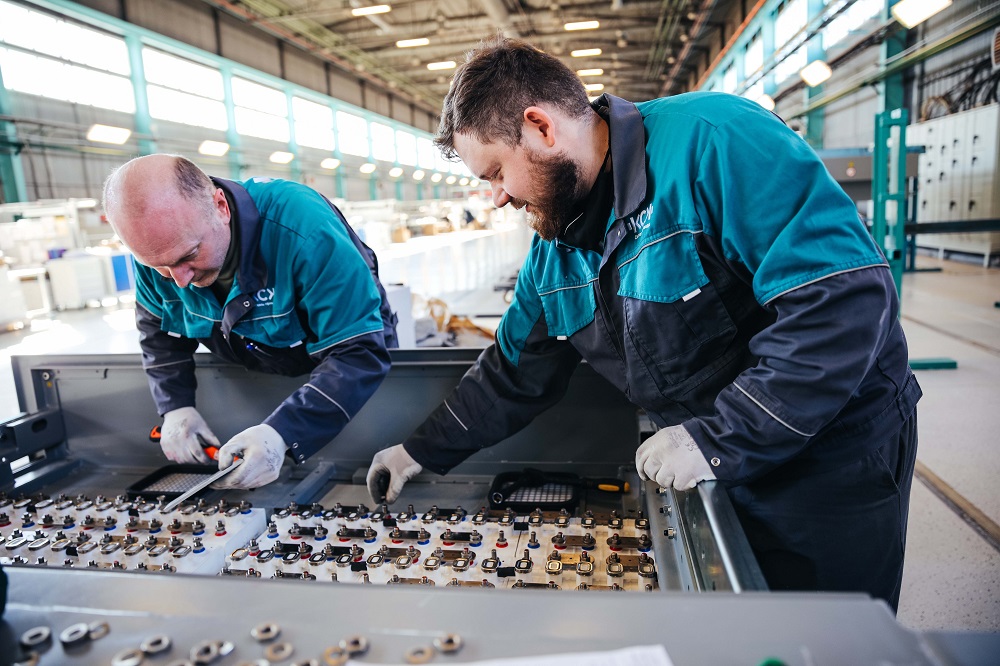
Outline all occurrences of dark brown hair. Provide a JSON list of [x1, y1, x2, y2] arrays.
[[435, 35, 592, 159]]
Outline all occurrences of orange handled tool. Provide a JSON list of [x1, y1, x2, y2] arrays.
[[149, 425, 220, 460]]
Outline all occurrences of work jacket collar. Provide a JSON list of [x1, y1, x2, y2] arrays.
[[594, 93, 648, 224], [211, 177, 269, 340]]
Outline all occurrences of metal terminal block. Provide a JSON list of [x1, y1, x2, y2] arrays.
[[545, 559, 563, 575], [221, 567, 261, 577], [514, 549, 533, 573], [394, 555, 413, 569], [422, 556, 442, 571]]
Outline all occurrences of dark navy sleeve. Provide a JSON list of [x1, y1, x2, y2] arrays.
[[135, 302, 200, 415], [404, 311, 582, 475], [263, 330, 390, 462], [685, 266, 900, 483]]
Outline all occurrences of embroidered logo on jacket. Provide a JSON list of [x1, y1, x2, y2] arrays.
[[254, 288, 275, 307], [625, 203, 654, 239]]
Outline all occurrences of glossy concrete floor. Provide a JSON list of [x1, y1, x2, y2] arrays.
[[1, 234, 998, 633]]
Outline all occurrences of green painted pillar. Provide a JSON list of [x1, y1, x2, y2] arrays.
[[125, 34, 156, 155], [0, 63, 28, 203], [882, 0, 907, 113], [805, 0, 826, 149], [219, 65, 243, 180]]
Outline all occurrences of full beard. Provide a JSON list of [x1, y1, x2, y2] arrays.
[[520, 148, 585, 242]]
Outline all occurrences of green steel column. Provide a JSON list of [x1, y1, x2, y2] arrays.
[[0, 63, 27, 202], [416, 182, 423, 201], [219, 65, 243, 180], [804, 0, 826, 149], [125, 33, 156, 155], [394, 167, 403, 201], [882, 0, 907, 112], [873, 109, 908, 295], [285, 91, 301, 181]]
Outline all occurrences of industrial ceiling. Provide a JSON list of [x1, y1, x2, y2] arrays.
[[198, 0, 738, 115]]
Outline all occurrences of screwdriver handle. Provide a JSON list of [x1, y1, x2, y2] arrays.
[[583, 478, 630, 493], [149, 425, 221, 461]]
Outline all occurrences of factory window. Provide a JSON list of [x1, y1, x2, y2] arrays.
[[0, 47, 134, 113], [336, 111, 369, 157], [722, 64, 737, 94], [743, 80, 765, 102], [396, 131, 417, 166], [435, 151, 451, 174], [232, 77, 289, 143], [370, 122, 396, 162], [143, 48, 227, 130], [0, 1, 133, 113], [416, 137, 437, 169], [823, 0, 882, 49], [774, 0, 807, 50], [0, 1, 129, 75], [744, 32, 763, 80], [292, 96, 335, 151], [774, 43, 807, 83]]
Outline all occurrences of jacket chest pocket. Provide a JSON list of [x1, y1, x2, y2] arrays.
[[160, 302, 217, 339], [618, 231, 737, 388]]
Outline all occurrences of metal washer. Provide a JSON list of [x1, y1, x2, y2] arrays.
[[19, 626, 51, 649], [111, 647, 145, 666], [322, 645, 349, 666], [404, 646, 435, 664], [338, 635, 369, 655], [58, 623, 90, 648], [434, 633, 463, 654], [140, 634, 172, 654], [263, 641, 294, 662], [250, 622, 281, 642]]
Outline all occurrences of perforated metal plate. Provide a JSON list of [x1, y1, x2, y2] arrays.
[[141, 472, 216, 494], [505, 483, 575, 504]]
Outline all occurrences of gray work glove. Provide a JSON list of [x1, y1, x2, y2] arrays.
[[160, 406, 217, 464], [213, 424, 287, 489], [635, 424, 716, 490], [366, 444, 423, 504]]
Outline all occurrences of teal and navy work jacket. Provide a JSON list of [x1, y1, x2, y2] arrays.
[[404, 92, 921, 485], [135, 177, 397, 462]]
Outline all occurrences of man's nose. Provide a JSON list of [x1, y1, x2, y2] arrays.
[[168, 266, 193, 288], [492, 186, 511, 208]]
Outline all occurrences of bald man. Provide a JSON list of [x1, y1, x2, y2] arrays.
[[103, 154, 397, 488]]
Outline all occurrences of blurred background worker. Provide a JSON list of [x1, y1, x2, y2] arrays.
[[368, 36, 920, 611], [104, 154, 397, 488]]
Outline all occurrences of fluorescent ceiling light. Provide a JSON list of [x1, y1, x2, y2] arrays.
[[445, 175, 457, 185], [799, 60, 832, 87], [86, 124, 131, 145], [360, 163, 377, 174], [470, 179, 479, 187], [389, 167, 404, 178], [396, 38, 430, 48], [585, 83, 605, 92], [427, 61, 456, 71], [352, 5, 390, 16], [755, 94, 776, 111], [430, 173, 443, 183], [891, 0, 952, 28], [459, 177, 469, 186], [565, 21, 600, 31], [571, 48, 602, 58], [198, 140, 230, 156], [269, 151, 294, 164], [320, 158, 341, 170], [577, 68, 604, 77], [412, 170, 425, 181], [75, 198, 98, 208]]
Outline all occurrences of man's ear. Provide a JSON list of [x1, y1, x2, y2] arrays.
[[523, 106, 557, 148], [214, 188, 231, 223]]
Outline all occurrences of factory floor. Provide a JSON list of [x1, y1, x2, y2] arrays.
[[0, 229, 998, 634]]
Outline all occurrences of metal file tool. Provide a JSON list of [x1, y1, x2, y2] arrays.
[[161, 459, 244, 512]]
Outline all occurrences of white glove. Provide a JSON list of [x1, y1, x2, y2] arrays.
[[366, 444, 422, 504], [160, 407, 218, 464], [635, 425, 716, 491], [213, 424, 287, 489]]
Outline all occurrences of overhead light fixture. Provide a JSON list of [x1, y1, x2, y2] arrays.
[[351, 4, 390, 16], [445, 175, 457, 184], [427, 61, 456, 71], [86, 124, 131, 145], [571, 48, 602, 58], [470, 179, 479, 187], [577, 68, 604, 77], [389, 167, 404, 178], [891, 0, 952, 28], [459, 177, 469, 186], [430, 173, 443, 183], [320, 158, 341, 170], [565, 21, 600, 31], [755, 94, 776, 111], [585, 83, 605, 92], [412, 170, 425, 181], [269, 151, 294, 164], [396, 38, 430, 48], [198, 140, 230, 156], [360, 163, 377, 174], [799, 60, 833, 87]]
